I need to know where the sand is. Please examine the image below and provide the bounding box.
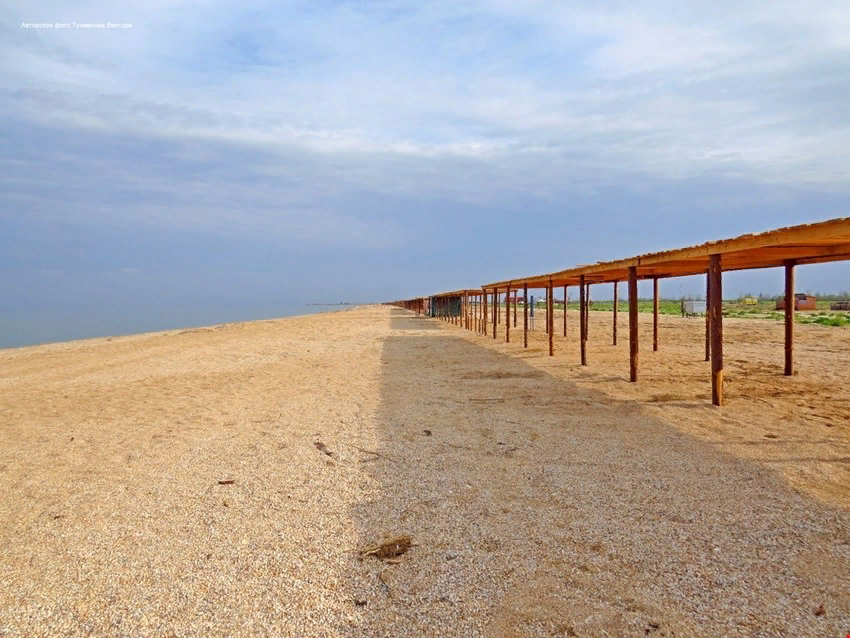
[1,305,848,636]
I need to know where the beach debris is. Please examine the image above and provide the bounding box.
[353,598,367,607]
[814,603,825,616]
[359,535,416,562]
[314,441,333,456]
[218,479,235,485]
[423,429,432,436]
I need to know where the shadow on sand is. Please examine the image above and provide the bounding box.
[339,309,850,637]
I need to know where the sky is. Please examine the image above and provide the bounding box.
[2,0,849,347]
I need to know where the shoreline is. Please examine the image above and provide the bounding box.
[0,304,369,353]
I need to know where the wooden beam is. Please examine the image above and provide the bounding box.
[562,285,567,337]
[709,254,724,406]
[653,276,659,352]
[705,271,710,362]
[482,221,850,292]
[523,284,529,348]
[506,286,511,343]
[492,289,498,339]
[479,294,483,333]
[785,260,795,376]
[514,291,517,328]
[548,282,554,356]
[579,275,587,366]
[543,288,547,335]
[483,292,488,336]
[612,281,618,346]
[629,267,638,382]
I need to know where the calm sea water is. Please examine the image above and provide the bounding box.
[0,304,351,350]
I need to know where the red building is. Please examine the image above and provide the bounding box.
[776,294,816,311]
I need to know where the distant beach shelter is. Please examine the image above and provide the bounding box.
[776,293,816,311]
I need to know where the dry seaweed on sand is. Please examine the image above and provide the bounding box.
[359,535,416,562]
[314,441,333,456]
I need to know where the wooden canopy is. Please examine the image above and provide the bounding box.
[431,289,485,297]
[483,218,850,289]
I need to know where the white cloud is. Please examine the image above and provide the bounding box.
[1,0,849,241]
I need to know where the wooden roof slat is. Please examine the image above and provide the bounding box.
[482,218,850,290]
[396,218,850,302]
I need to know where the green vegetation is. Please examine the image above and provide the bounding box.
[505,296,850,328]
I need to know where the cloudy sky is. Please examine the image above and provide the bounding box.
[2,1,849,346]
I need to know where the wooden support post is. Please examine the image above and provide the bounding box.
[506,287,511,343]
[497,292,501,325]
[785,260,795,376]
[481,290,489,337]
[513,291,518,328]
[493,289,498,340]
[543,290,547,334]
[653,277,659,352]
[563,285,567,337]
[628,267,638,382]
[613,281,619,345]
[705,272,711,361]
[579,275,587,366]
[709,254,723,406]
[548,283,554,356]
[585,283,591,341]
[523,284,528,348]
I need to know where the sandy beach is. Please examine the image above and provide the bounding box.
[1,305,849,636]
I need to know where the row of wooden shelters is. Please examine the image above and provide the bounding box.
[386,218,850,406]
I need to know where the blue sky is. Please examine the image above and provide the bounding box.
[2,1,849,346]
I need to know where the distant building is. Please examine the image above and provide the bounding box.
[683,300,707,316]
[776,294,816,311]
